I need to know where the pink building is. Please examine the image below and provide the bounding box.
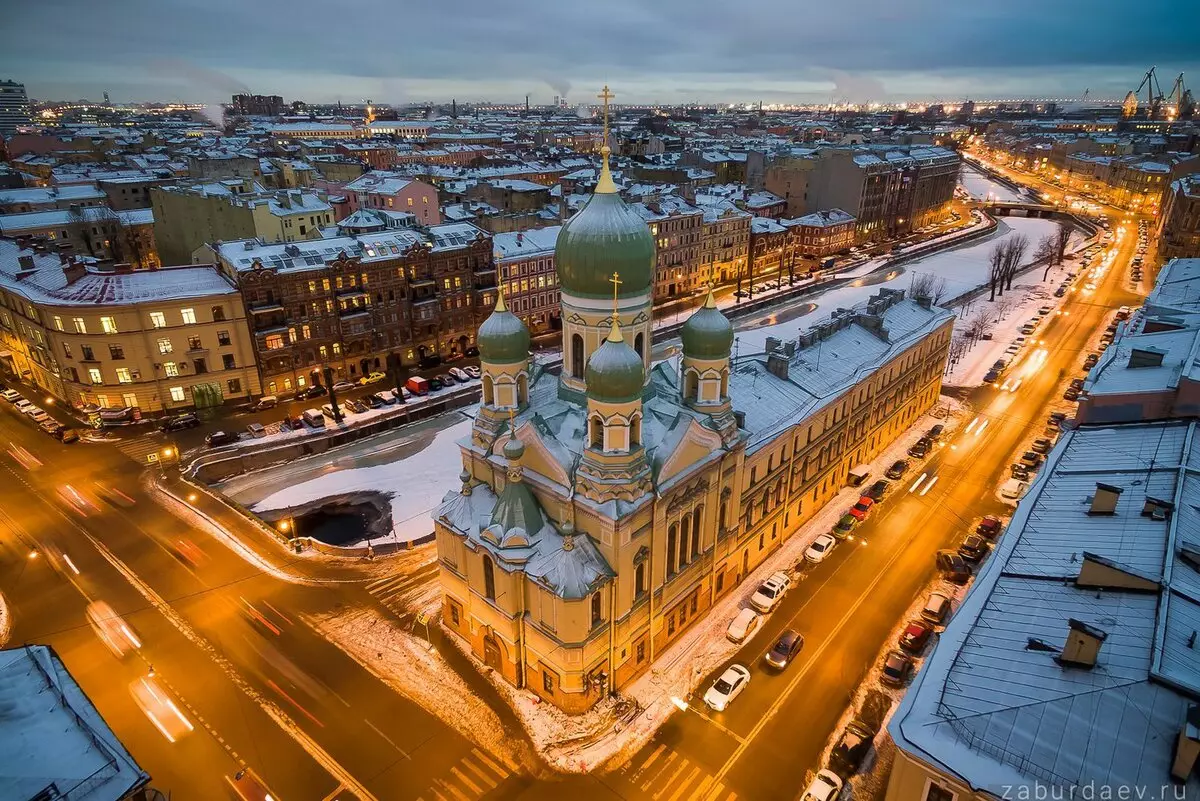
[339,172,441,226]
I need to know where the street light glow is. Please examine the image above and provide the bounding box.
[161,448,174,458]
[278,520,291,533]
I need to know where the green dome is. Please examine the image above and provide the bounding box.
[478,294,529,364]
[681,290,734,359]
[556,189,655,300]
[586,323,645,403]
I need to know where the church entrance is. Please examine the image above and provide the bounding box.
[483,633,503,671]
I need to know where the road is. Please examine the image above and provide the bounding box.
[0,401,527,801]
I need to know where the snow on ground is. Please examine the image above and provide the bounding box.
[304,606,529,772]
[0,591,10,647]
[942,278,1061,388]
[246,418,472,546]
[435,399,970,774]
[958,164,1026,204]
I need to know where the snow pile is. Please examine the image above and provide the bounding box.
[250,419,472,546]
[439,400,968,773]
[304,606,528,771]
[943,278,1063,388]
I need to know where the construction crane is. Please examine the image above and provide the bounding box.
[1166,73,1194,119]
[1124,66,1166,118]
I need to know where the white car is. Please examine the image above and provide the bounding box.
[13,398,32,412]
[449,367,472,382]
[805,533,837,564]
[26,407,49,422]
[703,664,750,712]
[800,769,844,801]
[373,391,397,406]
[1001,479,1029,500]
[750,571,791,613]
[463,366,481,379]
[726,607,761,643]
[0,389,20,402]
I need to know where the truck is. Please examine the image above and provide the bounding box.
[406,375,430,396]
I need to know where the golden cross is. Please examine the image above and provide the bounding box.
[597,85,614,145]
[508,406,516,430]
[609,271,622,319]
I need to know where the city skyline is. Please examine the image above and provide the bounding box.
[4,0,1198,107]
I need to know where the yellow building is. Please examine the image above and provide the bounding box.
[0,240,260,414]
[435,92,954,714]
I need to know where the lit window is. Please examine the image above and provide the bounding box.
[88,368,102,385]
[308,280,316,294]
[157,337,173,354]
[302,324,311,339]
[265,334,284,350]
[149,311,166,328]
[332,342,341,356]
[115,367,132,384]
[164,361,179,377]
[52,315,63,331]
[180,308,196,325]
[169,386,186,402]
[407,197,413,207]
[72,317,86,334]
[100,316,117,334]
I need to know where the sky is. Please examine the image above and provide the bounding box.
[3,0,1198,107]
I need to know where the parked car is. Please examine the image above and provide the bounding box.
[25,407,49,422]
[750,572,791,613]
[1020,451,1042,469]
[1047,411,1067,428]
[926,424,944,441]
[908,438,931,458]
[300,384,328,400]
[362,394,383,409]
[865,480,890,502]
[252,395,278,411]
[959,534,989,563]
[899,620,934,653]
[359,372,387,386]
[246,423,267,438]
[703,664,750,712]
[983,369,1000,384]
[449,367,472,382]
[39,419,63,436]
[373,391,397,406]
[921,592,951,625]
[831,719,877,774]
[1001,479,1030,500]
[799,769,843,801]
[302,409,326,428]
[59,428,80,444]
[346,399,368,414]
[936,550,971,584]
[885,459,910,480]
[160,413,200,432]
[764,630,804,670]
[1069,377,1085,391]
[831,514,857,540]
[1083,353,1099,369]
[880,649,914,687]
[439,373,457,386]
[463,366,481,379]
[726,608,761,643]
[805,533,837,563]
[0,388,21,402]
[332,381,356,393]
[205,431,239,447]
[977,516,1003,540]
[1010,463,1031,481]
[406,376,430,396]
[848,496,874,521]
[428,376,445,391]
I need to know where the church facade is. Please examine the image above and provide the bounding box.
[435,120,954,714]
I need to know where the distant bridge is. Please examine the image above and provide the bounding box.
[979,201,1062,218]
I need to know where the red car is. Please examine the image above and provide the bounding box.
[977,516,1003,540]
[848,496,875,521]
[899,620,933,654]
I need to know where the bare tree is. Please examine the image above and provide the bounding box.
[988,241,1006,301]
[964,308,994,342]
[995,294,1019,321]
[911,272,949,305]
[1002,234,1029,291]
[1053,223,1072,265]
[1035,235,1057,281]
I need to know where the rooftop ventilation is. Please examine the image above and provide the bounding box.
[1143,496,1175,519]
[766,354,790,381]
[1128,347,1166,369]
[1076,551,1160,591]
[1088,482,1123,516]
[1056,618,1108,669]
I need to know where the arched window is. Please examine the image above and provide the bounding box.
[591,592,603,627]
[719,499,729,531]
[589,415,603,448]
[482,554,496,601]
[692,506,702,557]
[635,562,646,598]
[517,373,528,405]
[631,414,642,447]
[684,371,698,401]
[482,374,494,405]
[679,513,691,567]
[666,524,678,577]
[720,370,729,399]
[571,333,584,378]
[634,332,645,359]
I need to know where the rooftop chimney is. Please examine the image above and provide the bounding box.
[62,258,87,285]
[1172,705,1200,782]
[17,254,35,272]
[766,353,790,381]
[1057,618,1107,669]
[1088,482,1123,515]
[1127,347,1166,369]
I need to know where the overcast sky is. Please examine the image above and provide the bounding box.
[4,0,1198,106]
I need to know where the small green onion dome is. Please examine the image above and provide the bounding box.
[555,153,655,300]
[503,434,525,461]
[586,320,645,403]
[477,292,529,364]
[681,289,734,359]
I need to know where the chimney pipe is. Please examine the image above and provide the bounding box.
[1057,618,1107,669]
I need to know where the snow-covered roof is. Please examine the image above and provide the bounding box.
[0,207,153,235]
[344,171,414,195]
[0,240,237,306]
[891,420,1200,795]
[0,184,105,207]
[492,226,561,261]
[787,208,856,228]
[0,645,149,801]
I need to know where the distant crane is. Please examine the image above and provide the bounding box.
[1166,73,1194,119]
[1124,66,1167,119]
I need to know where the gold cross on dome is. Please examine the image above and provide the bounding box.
[597,85,615,142]
[609,271,622,319]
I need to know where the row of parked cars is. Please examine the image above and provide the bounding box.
[1131,219,1149,283]
[0,384,80,442]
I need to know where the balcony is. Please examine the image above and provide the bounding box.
[249,303,286,314]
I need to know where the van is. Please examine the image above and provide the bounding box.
[252,395,278,411]
[847,464,870,487]
[406,376,430,396]
[301,408,326,427]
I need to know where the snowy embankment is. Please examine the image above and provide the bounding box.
[248,418,472,547]
[326,398,964,772]
[0,591,10,647]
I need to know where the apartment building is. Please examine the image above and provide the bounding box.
[340,172,441,226]
[492,226,560,334]
[1160,176,1200,259]
[201,222,495,396]
[0,240,260,413]
[698,202,751,288]
[784,208,857,259]
[0,208,159,269]
[633,196,705,301]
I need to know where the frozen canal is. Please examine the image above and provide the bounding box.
[959,164,1028,204]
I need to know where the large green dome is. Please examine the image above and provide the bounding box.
[478,294,529,364]
[586,323,645,403]
[555,168,655,300]
[681,290,734,359]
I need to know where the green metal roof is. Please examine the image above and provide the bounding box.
[555,191,655,299]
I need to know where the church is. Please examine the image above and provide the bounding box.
[435,91,955,714]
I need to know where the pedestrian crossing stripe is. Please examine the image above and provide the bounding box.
[364,563,441,617]
[413,747,510,801]
[623,743,737,801]
[116,436,168,464]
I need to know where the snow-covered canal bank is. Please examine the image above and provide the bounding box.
[959,164,1027,204]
